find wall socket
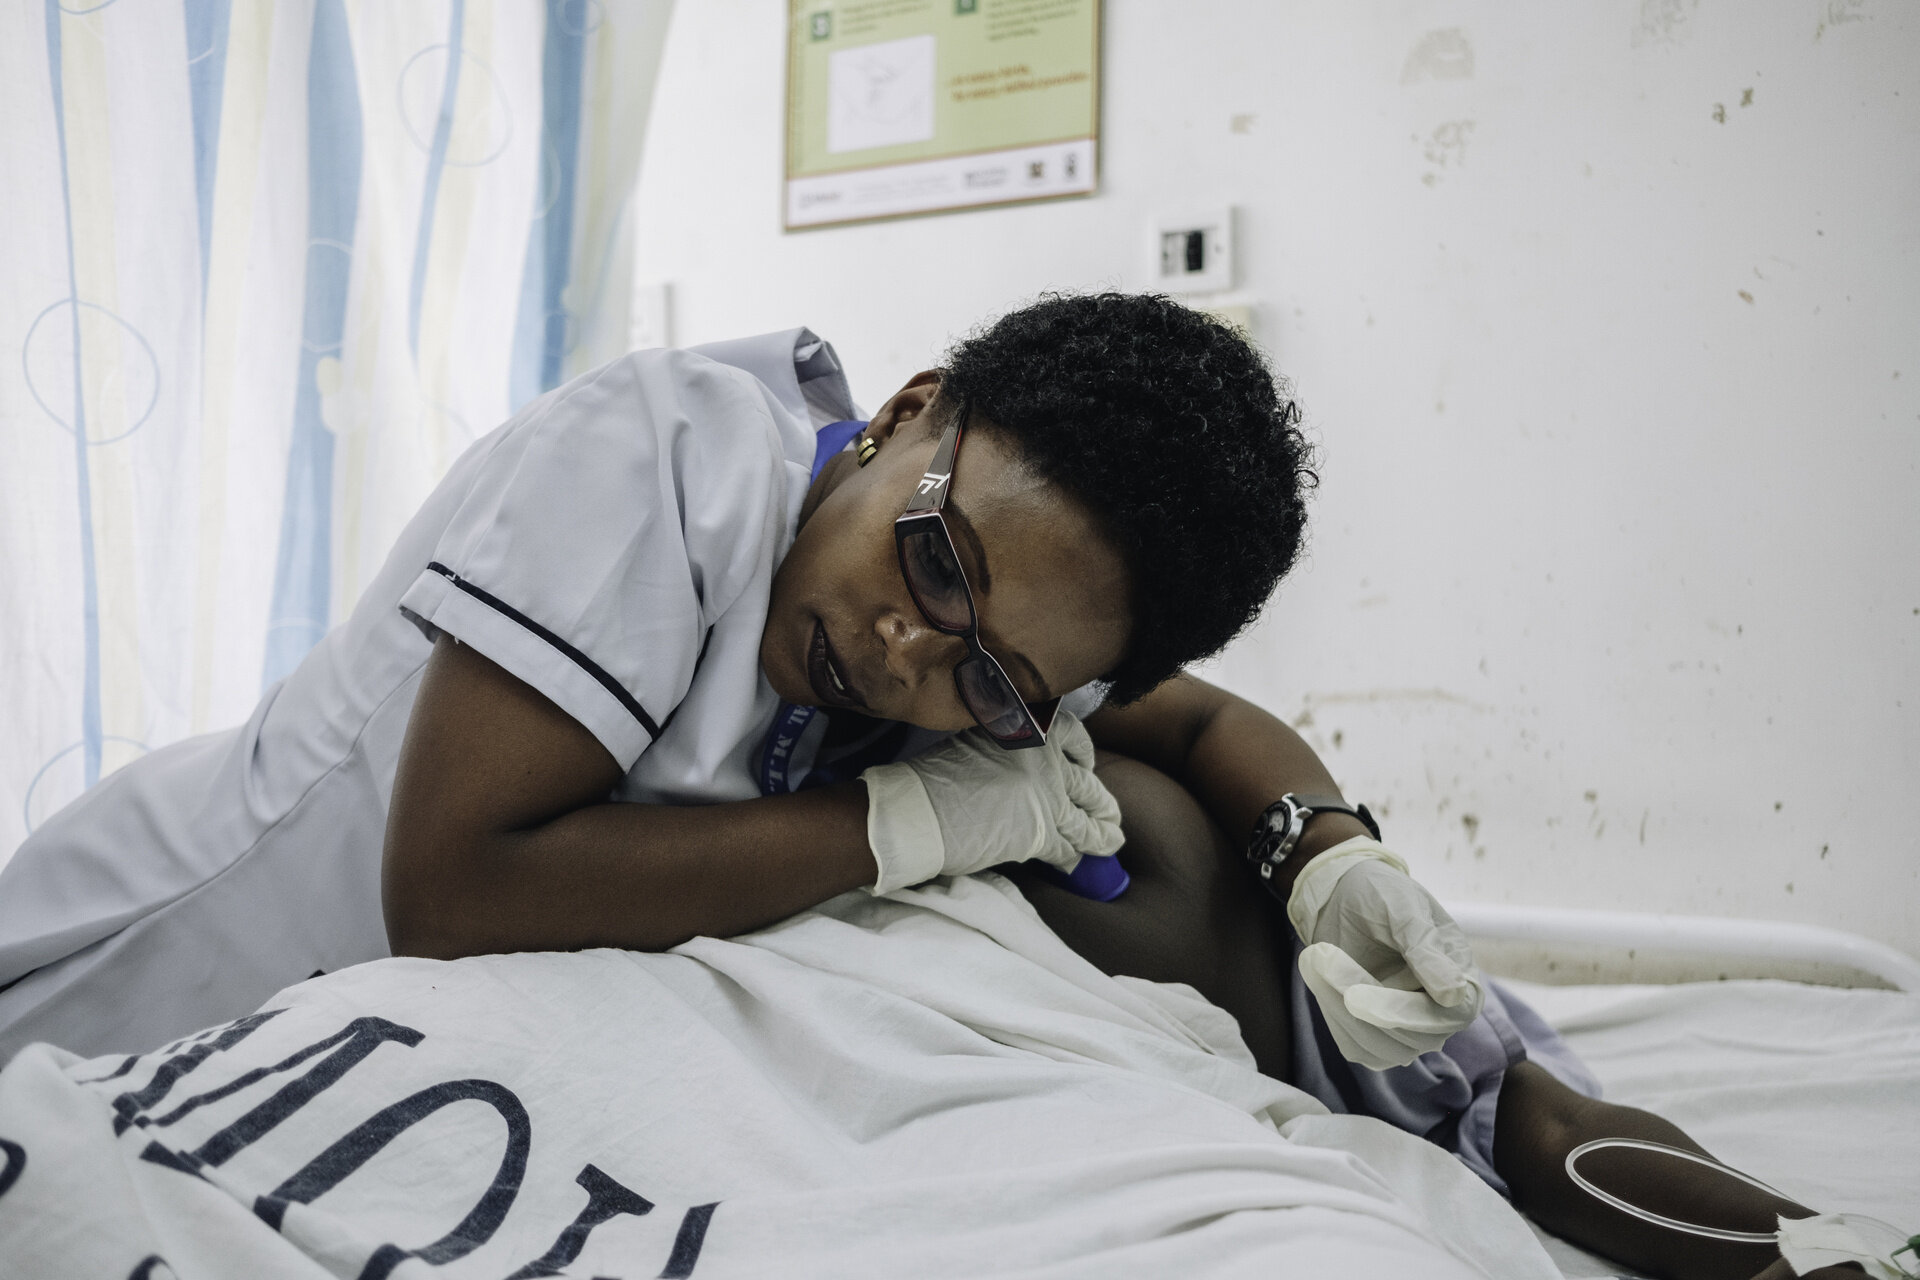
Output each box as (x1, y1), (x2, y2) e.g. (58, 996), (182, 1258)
(1151, 208), (1234, 294)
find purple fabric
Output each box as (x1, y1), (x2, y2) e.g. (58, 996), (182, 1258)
(1285, 931), (1602, 1196)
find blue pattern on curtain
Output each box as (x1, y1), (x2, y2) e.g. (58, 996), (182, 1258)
(2, 0), (675, 857)
(263, 0), (361, 686)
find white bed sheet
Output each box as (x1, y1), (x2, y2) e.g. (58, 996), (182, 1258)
(0, 876), (1564, 1279)
(0, 878), (1911, 1278)
(1513, 977), (1920, 1278)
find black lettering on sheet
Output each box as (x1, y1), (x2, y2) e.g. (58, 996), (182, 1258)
(504, 1163), (655, 1279)
(659, 1202), (719, 1279)
(126, 1256), (177, 1280)
(87, 1024), (215, 1085)
(182, 1018), (424, 1167)
(79, 1052), (143, 1085)
(127, 1016), (422, 1195)
(106, 1014), (726, 1279)
(250, 1078), (530, 1280)
(108, 1010), (284, 1133)
(0, 1138), (23, 1201)
(138, 1140), (209, 1182)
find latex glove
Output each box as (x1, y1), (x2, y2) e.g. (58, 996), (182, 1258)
(1288, 837), (1486, 1070)
(861, 709), (1123, 895)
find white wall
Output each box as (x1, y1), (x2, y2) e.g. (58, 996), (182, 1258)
(633, 0), (1920, 955)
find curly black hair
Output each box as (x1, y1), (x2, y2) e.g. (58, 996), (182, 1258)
(937, 292), (1315, 706)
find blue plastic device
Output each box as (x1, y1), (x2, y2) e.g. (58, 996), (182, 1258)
(1032, 852), (1130, 901)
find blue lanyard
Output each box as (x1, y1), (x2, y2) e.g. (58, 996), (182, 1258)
(759, 700), (819, 796)
(759, 419), (867, 797)
(810, 418), (867, 478)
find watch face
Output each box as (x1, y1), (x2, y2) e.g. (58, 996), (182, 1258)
(1251, 799), (1302, 863)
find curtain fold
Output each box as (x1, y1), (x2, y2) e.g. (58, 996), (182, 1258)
(1, 0), (674, 861)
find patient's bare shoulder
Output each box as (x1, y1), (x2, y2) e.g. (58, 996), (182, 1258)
(1004, 752), (1294, 1078)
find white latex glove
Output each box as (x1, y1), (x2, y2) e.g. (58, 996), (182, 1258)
(861, 709), (1124, 895)
(1288, 837), (1486, 1070)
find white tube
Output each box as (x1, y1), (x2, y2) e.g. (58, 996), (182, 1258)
(1563, 1137), (1785, 1244)
(1446, 902), (1920, 992)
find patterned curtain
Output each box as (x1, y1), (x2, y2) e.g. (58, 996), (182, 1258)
(0, 0), (674, 859)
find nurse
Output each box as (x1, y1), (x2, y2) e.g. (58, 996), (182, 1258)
(0, 326), (871, 1058)
(0, 294), (1475, 1085)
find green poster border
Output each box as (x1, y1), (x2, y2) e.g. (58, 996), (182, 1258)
(782, 0), (1103, 231)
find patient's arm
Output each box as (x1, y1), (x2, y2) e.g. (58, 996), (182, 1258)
(1012, 754), (1857, 1280)
(1084, 673), (1371, 900)
(1494, 1061), (1855, 1280)
(382, 635), (878, 959)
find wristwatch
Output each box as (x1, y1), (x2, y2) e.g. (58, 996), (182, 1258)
(1247, 793), (1381, 895)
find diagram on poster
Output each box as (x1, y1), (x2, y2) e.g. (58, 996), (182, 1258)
(786, 0), (1101, 229)
(829, 35), (937, 153)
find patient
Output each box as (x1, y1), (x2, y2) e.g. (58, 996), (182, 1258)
(1008, 754), (1856, 1280)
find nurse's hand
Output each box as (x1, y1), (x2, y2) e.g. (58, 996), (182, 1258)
(1288, 837), (1485, 1070)
(861, 709), (1124, 895)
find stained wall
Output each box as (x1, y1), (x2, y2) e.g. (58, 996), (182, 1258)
(632, 0), (1920, 954)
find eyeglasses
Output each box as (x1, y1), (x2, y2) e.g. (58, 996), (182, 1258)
(893, 403), (1059, 749)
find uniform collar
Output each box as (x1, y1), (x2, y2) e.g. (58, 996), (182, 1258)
(685, 327), (859, 429)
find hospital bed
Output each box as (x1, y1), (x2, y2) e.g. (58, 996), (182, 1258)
(1453, 904), (1920, 1276)
(0, 883), (1912, 1278)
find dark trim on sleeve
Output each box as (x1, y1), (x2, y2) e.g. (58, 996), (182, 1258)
(426, 562), (662, 742)
(657, 626), (713, 737)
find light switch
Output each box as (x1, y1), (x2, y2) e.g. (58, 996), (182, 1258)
(1150, 208), (1233, 294)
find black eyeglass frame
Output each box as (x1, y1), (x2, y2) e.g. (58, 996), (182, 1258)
(892, 404), (1059, 749)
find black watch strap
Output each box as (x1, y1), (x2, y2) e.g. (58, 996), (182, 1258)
(1247, 792), (1381, 892)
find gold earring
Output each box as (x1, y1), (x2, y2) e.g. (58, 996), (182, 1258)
(856, 436), (879, 467)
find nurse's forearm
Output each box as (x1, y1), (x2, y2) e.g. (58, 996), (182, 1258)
(383, 634), (880, 960)
(388, 786), (879, 959)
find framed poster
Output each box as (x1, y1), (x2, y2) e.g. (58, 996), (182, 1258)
(784, 0), (1101, 230)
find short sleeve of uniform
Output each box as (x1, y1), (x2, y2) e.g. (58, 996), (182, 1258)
(397, 349), (796, 771)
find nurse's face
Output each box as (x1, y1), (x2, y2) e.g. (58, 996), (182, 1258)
(762, 373), (1132, 734)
